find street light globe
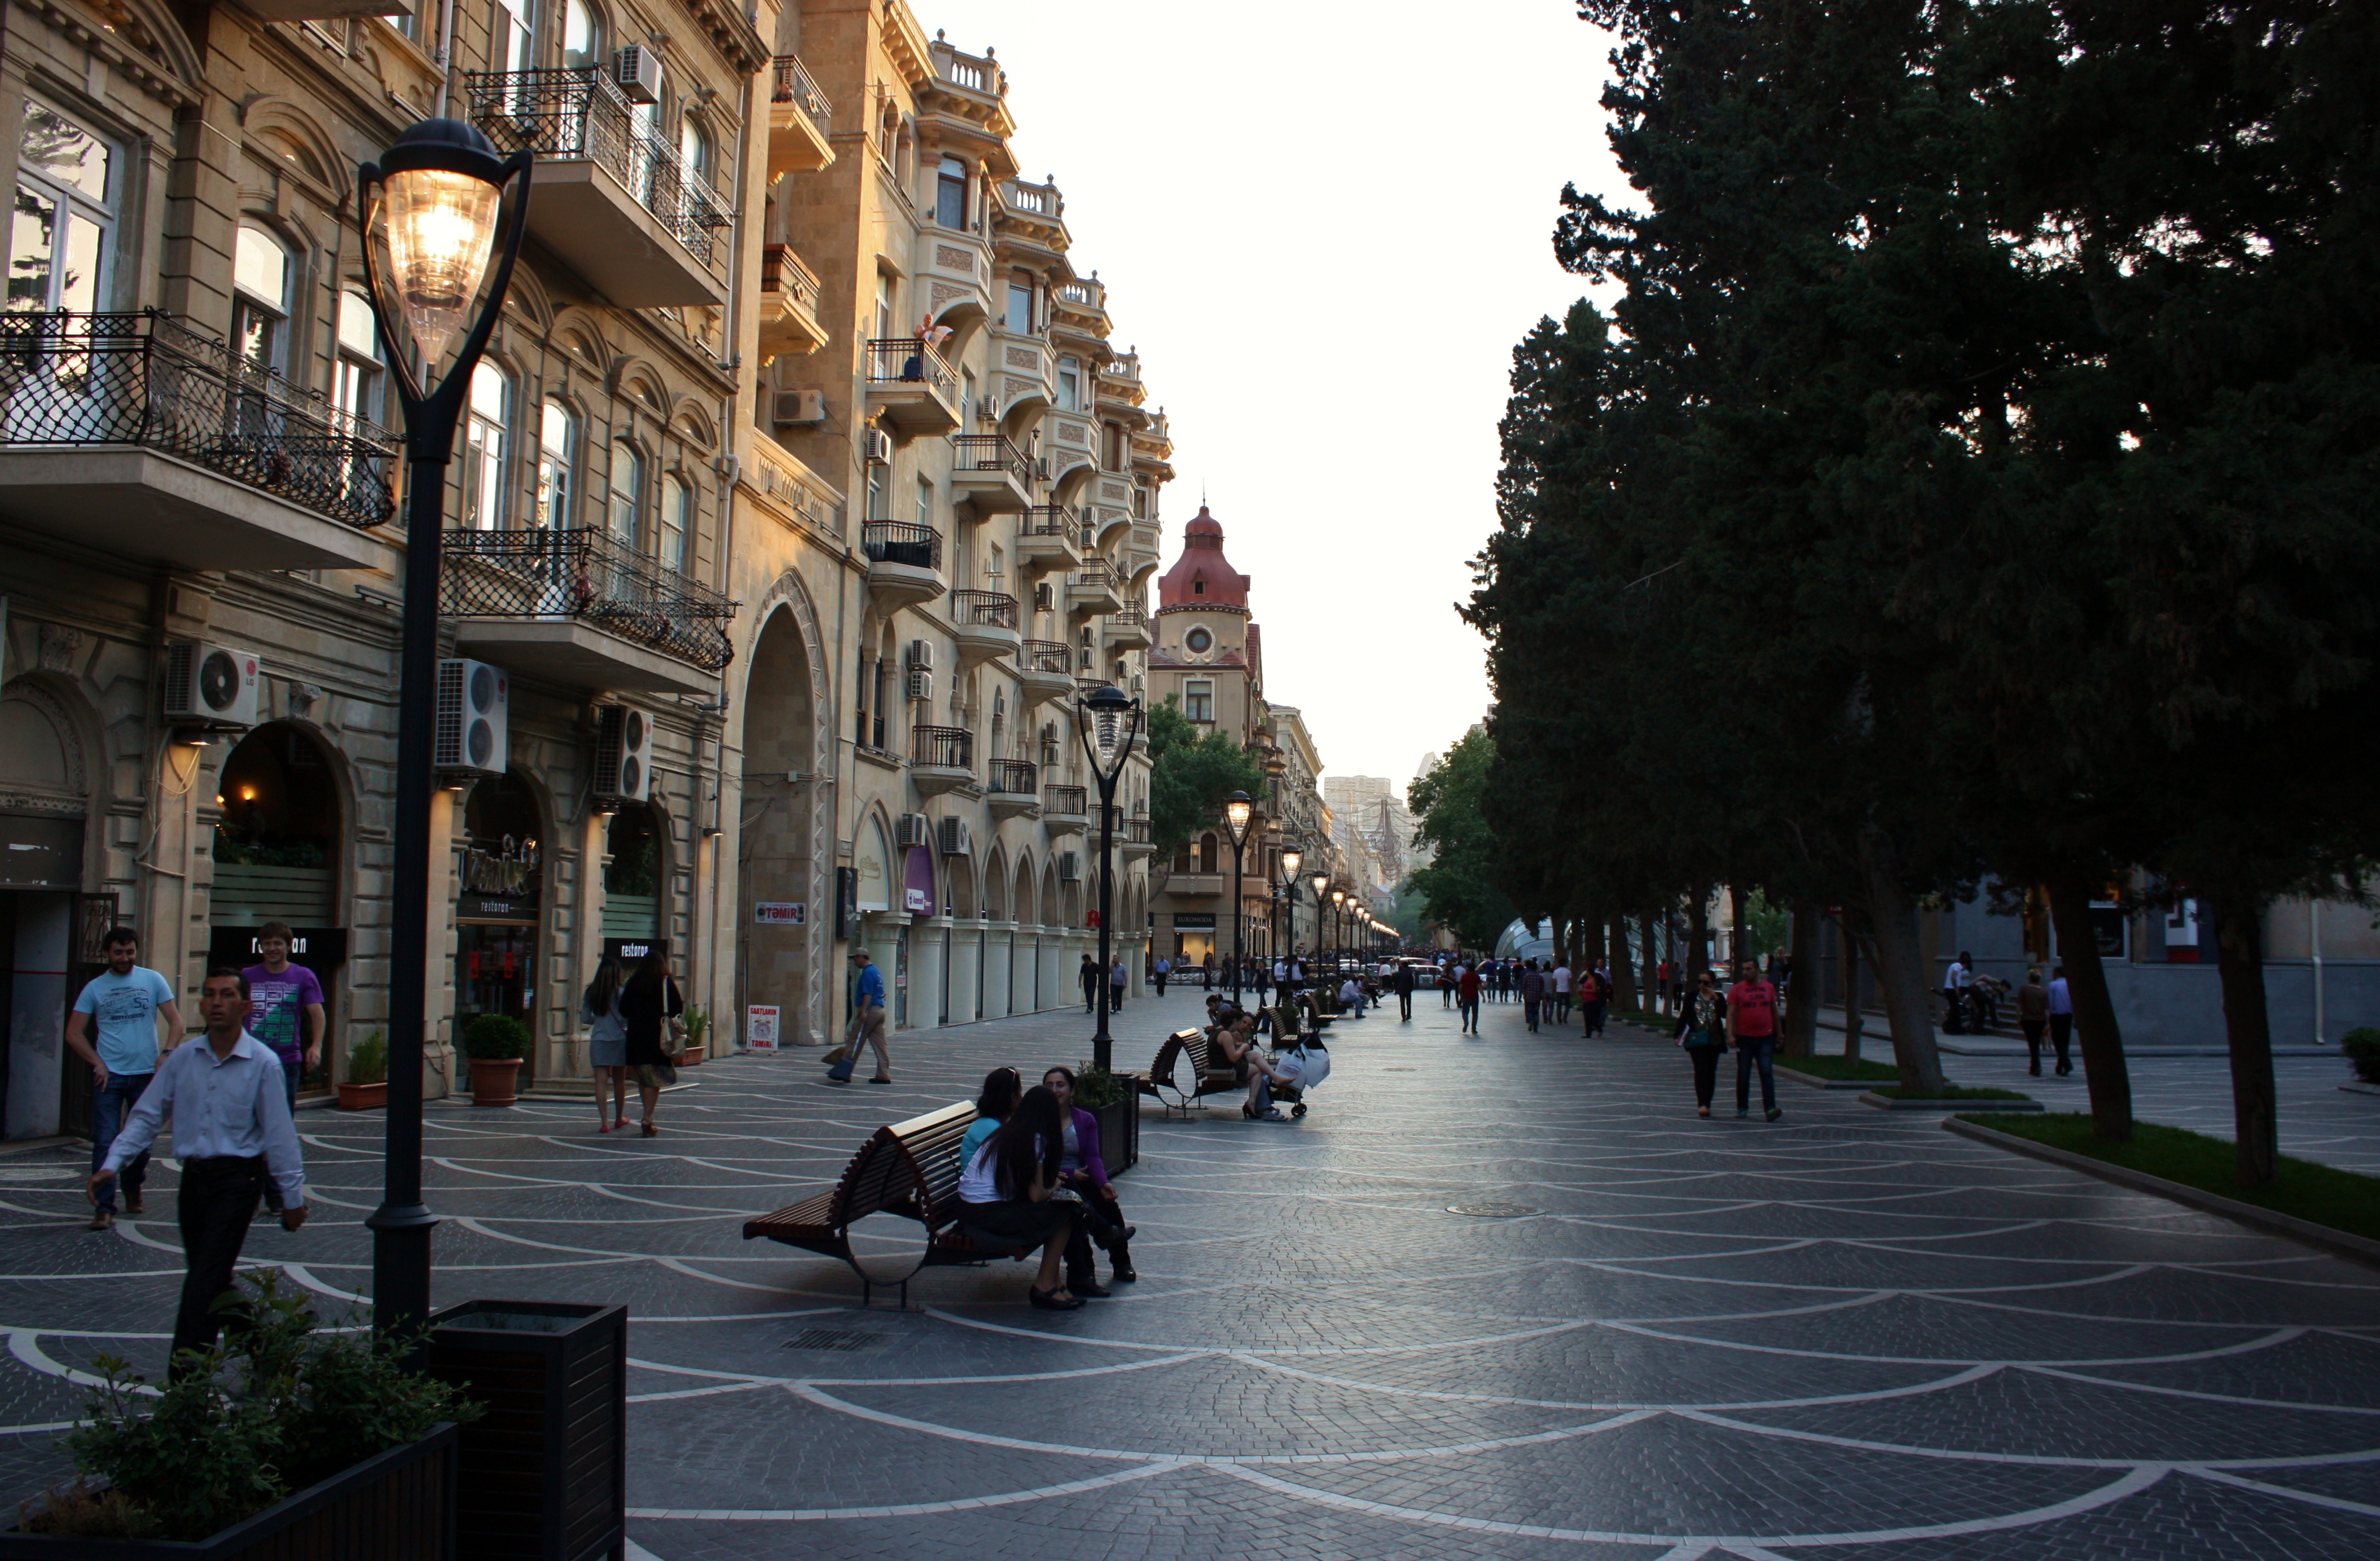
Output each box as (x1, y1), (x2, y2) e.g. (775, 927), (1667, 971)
(1282, 848), (1301, 879)
(1080, 683), (1132, 758)
(1223, 790), (1253, 836)
(1310, 873), (1328, 898)
(1331, 889), (1346, 906)
(370, 120), (512, 365)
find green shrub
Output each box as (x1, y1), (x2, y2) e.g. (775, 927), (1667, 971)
(460, 1013), (529, 1060)
(683, 1006), (711, 1049)
(2341, 1027), (2380, 1084)
(1072, 1063), (1127, 1110)
(345, 1030), (388, 1086)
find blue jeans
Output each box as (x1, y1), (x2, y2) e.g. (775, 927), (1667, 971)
(91, 1072), (156, 1214)
(1736, 1037), (1778, 1112)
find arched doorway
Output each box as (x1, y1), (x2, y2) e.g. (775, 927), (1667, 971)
(739, 607), (819, 1046)
(455, 771), (545, 1088)
(209, 722), (344, 1100)
(0, 679), (98, 1139)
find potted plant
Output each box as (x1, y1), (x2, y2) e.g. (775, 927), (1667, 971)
(337, 1030), (389, 1112)
(1073, 1062), (1138, 1173)
(461, 1014), (529, 1107)
(678, 1005), (710, 1067)
(3, 1271), (478, 1557)
(2344, 1027), (2380, 1085)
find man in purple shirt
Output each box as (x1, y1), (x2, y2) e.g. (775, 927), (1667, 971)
(240, 920), (323, 1217)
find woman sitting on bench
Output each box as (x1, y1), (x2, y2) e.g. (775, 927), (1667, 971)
(1043, 1067), (1136, 1290)
(961, 1067), (1022, 1169)
(958, 1084), (1091, 1311)
(1212, 1009), (1289, 1121)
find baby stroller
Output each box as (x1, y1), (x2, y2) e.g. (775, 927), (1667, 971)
(1262, 1035), (1332, 1119)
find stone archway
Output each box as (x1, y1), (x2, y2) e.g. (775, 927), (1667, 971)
(739, 601), (827, 1045)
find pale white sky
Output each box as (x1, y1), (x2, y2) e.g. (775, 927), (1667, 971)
(958, 0), (1625, 792)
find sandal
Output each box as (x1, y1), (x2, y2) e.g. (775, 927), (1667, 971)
(640, 1122), (657, 1137)
(599, 1121), (612, 1133)
(1029, 1286), (1086, 1311)
(614, 1115), (629, 1129)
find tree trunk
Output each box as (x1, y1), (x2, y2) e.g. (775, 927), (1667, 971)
(1729, 883), (1750, 969)
(1607, 917), (1638, 1011)
(1639, 910), (1659, 1016)
(2210, 892), (2278, 1188)
(1839, 915), (1864, 1064)
(2043, 872), (2133, 1142)
(1780, 899), (1819, 1059)
(1856, 826), (1948, 1096)
(1687, 887), (1711, 986)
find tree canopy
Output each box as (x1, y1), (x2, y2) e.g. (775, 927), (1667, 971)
(1145, 695), (1270, 858)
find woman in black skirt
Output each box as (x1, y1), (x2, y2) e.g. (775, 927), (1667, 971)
(957, 1085), (1088, 1309)
(617, 950), (684, 1137)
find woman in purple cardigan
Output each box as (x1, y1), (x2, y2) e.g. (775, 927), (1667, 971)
(1043, 1067), (1136, 1292)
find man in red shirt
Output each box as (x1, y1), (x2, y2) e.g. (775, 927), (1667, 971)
(1456, 963), (1483, 1034)
(1727, 957), (1782, 1120)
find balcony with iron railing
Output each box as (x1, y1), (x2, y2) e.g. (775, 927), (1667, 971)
(1120, 814), (1156, 856)
(862, 520), (945, 611)
(987, 756), (1040, 818)
(0, 310), (395, 571)
(862, 337), (960, 437)
(1043, 784), (1088, 835)
(758, 243), (827, 359)
(1069, 559), (1122, 615)
(911, 725), (974, 798)
(465, 68), (730, 306)
(1016, 501), (1083, 574)
(949, 432), (1033, 513)
(1104, 599), (1152, 651)
(949, 587), (1021, 666)
(443, 524), (739, 696)
(768, 55), (835, 177)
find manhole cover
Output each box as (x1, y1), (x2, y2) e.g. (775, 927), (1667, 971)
(1446, 1202), (1539, 1218)
(780, 1328), (889, 1353)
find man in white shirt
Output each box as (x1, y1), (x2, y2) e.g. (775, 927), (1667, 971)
(90, 967), (306, 1374)
(1550, 962), (1574, 1025)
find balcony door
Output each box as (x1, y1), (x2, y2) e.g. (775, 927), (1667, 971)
(6, 105), (119, 440)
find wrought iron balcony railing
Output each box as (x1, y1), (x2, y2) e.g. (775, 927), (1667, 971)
(989, 757), (1038, 795)
(1123, 815), (1154, 846)
(1112, 602), (1148, 628)
(912, 724), (973, 770)
(1044, 784), (1088, 815)
(950, 589), (1018, 629)
(952, 433), (1033, 488)
(1021, 639), (1071, 674)
(1021, 503), (1078, 538)
(770, 55), (834, 138)
(863, 336), (956, 396)
(862, 520), (942, 571)
(441, 525), (739, 670)
(1073, 560), (1118, 590)
(0, 310), (396, 530)
(464, 68), (730, 265)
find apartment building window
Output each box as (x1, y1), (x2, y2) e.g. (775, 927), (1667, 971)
(461, 363), (509, 528)
(611, 441), (645, 550)
(1057, 356), (1081, 413)
(534, 399), (575, 528)
(9, 103), (115, 315)
(865, 463), (886, 523)
(496, 0), (535, 74)
(1184, 680), (1214, 723)
(935, 155), (968, 229)
(681, 115), (714, 191)
(1005, 272), (1033, 335)
(1103, 422), (1124, 470)
(960, 368), (976, 426)
(334, 290), (385, 429)
(915, 477), (933, 532)
(1134, 485), (1149, 519)
(559, 0), (601, 65)
(876, 272), (895, 340)
(659, 471), (689, 572)
(231, 225), (291, 376)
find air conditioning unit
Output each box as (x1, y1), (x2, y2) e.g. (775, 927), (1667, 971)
(592, 704), (653, 803)
(895, 812), (934, 850)
(1058, 851), (1081, 883)
(978, 396), (1001, 422)
(613, 45), (662, 104)
(1034, 583), (1054, 611)
(907, 639), (935, 672)
(162, 641), (261, 730)
(773, 389), (827, 427)
(938, 816), (973, 857)
(991, 690), (1005, 717)
(863, 428), (893, 466)
(433, 658), (509, 775)
(905, 669), (934, 701)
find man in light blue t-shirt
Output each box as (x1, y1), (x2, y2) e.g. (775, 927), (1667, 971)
(64, 928), (182, 1230)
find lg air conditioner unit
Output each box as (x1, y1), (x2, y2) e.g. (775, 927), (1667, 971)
(905, 669), (934, 701)
(863, 428), (893, 466)
(162, 641), (261, 730)
(907, 639), (935, 672)
(1058, 851), (1081, 883)
(613, 45), (663, 104)
(433, 659), (509, 775)
(895, 812), (934, 850)
(773, 389), (827, 427)
(593, 704), (653, 803)
(938, 817), (973, 857)
(977, 396), (1001, 422)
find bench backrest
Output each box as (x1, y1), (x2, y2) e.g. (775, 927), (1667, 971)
(828, 1100), (976, 1228)
(1150, 1027), (1213, 1091)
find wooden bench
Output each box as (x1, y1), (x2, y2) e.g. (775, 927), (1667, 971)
(1135, 1027), (1244, 1115)
(1297, 990), (1339, 1029)
(741, 1100), (1037, 1308)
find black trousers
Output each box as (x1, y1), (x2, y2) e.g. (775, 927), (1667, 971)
(173, 1156), (267, 1374)
(1688, 1043), (1722, 1107)
(1063, 1186), (1130, 1282)
(2049, 1013), (2074, 1070)
(1398, 990), (1412, 1020)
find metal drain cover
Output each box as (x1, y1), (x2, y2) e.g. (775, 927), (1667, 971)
(1446, 1202), (1539, 1218)
(781, 1328), (889, 1352)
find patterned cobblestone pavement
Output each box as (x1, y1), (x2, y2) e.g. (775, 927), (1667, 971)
(1, 986), (2376, 1558)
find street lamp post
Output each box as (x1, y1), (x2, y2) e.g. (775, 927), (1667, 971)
(1307, 873), (1328, 991)
(1330, 888), (1346, 976)
(355, 120), (532, 1343)
(1075, 684), (1143, 1070)
(1222, 790), (1253, 1006)
(1277, 848), (1301, 990)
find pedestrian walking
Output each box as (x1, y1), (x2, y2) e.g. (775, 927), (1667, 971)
(241, 922), (324, 1211)
(2045, 964), (2075, 1075)
(64, 927), (181, 1231)
(1728, 956), (1782, 1121)
(621, 950), (688, 1125)
(1582, 966), (1609, 1037)
(829, 949), (889, 1086)
(88, 967), (305, 1375)
(2017, 966), (2051, 1076)
(1520, 959), (1544, 1032)
(1153, 955), (1171, 997)
(1080, 953), (1100, 1012)
(1457, 962), (1483, 1034)
(1393, 959), (1415, 1021)
(1551, 960), (1573, 1024)
(1675, 968), (1731, 1116)
(1109, 955), (1129, 1012)
(1442, 957), (1457, 1008)
(1942, 949), (1972, 1034)
(584, 954), (630, 1132)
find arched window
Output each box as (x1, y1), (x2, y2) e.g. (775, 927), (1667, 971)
(609, 441), (644, 550)
(462, 363), (509, 528)
(658, 471), (690, 571)
(680, 115), (714, 190)
(535, 400), (576, 528)
(559, 0), (602, 68)
(934, 155), (968, 229)
(231, 224), (290, 376)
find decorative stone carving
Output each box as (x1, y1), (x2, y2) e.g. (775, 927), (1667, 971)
(934, 245), (976, 272)
(1058, 422), (1088, 444)
(1005, 347), (1040, 370)
(36, 622), (82, 674)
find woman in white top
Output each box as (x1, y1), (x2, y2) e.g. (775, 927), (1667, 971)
(957, 1085), (1087, 1310)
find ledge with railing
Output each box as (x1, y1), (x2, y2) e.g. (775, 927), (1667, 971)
(1044, 783), (1088, 816)
(929, 34), (1007, 98)
(1021, 638), (1072, 674)
(1002, 177), (1063, 221)
(1021, 503), (1078, 538)
(989, 757), (1038, 795)
(441, 525), (739, 670)
(0, 309), (397, 530)
(770, 55), (835, 138)
(949, 589), (1018, 629)
(1072, 560), (1119, 591)
(951, 432), (1033, 489)
(465, 68), (730, 264)
(912, 724), (974, 771)
(1123, 815), (1154, 847)
(863, 336), (956, 396)
(1111, 602), (1149, 629)
(1056, 278), (1106, 313)
(862, 520), (942, 571)
(761, 244), (823, 313)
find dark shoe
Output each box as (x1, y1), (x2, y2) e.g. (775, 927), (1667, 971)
(87, 1211), (112, 1232)
(1068, 1277), (1112, 1299)
(1736, 1109), (1749, 1119)
(1766, 1107), (1783, 1122)
(2028, 1064), (2041, 1076)
(122, 1195), (144, 1217)
(1029, 1286), (1086, 1311)
(868, 1076), (893, 1085)
(640, 1122), (657, 1137)
(1110, 1264), (1138, 1283)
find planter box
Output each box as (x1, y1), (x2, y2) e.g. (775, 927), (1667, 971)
(336, 1081), (388, 1111)
(466, 1059), (521, 1107)
(1092, 1098), (1138, 1174)
(424, 1302), (626, 1561)
(677, 1045), (705, 1067)
(1859, 1090), (2042, 1112)
(0, 1422), (457, 1560)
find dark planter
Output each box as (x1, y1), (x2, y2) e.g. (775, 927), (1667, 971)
(336, 1081), (388, 1112)
(424, 1301), (626, 1561)
(0, 1422), (458, 1560)
(1093, 1098), (1138, 1174)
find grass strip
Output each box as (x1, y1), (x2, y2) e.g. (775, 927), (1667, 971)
(1870, 1084), (2032, 1101)
(1781, 1055), (1902, 1082)
(1959, 1114), (2380, 1244)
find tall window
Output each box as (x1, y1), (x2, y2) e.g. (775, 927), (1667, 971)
(658, 472), (689, 571)
(610, 441), (644, 549)
(1057, 356), (1081, 413)
(1103, 421), (1123, 470)
(934, 156), (968, 229)
(865, 463), (886, 522)
(680, 115), (713, 191)
(1184, 680), (1214, 723)
(8, 103), (114, 316)
(875, 272), (894, 341)
(461, 363), (509, 528)
(534, 400), (575, 528)
(496, 0), (535, 73)
(916, 477), (934, 531)
(1004, 274), (1034, 335)
(333, 290), (384, 429)
(559, 0), (601, 67)
(230, 225), (290, 378)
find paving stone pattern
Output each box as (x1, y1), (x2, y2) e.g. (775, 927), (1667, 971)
(0, 987), (2375, 1558)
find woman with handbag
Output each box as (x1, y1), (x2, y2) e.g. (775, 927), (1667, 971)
(617, 950), (684, 1137)
(1674, 968), (1731, 1117)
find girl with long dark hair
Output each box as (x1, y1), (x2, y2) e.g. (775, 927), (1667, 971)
(956, 1084), (1087, 1309)
(617, 949), (684, 1137)
(960, 1066), (1023, 1169)
(582, 955), (628, 1133)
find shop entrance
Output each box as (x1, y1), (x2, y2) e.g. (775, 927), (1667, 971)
(210, 725), (343, 1097)
(455, 773), (544, 1089)
(0, 682), (104, 1138)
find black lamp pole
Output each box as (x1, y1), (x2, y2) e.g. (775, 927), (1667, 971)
(1222, 790), (1253, 1007)
(1075, 685), (1142, 1071)
(356, 120), (532, 1341)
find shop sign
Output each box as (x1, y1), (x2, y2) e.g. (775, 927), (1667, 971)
(904, 887), (932, 913)
(746, 1005), (780, 1051)
(211, 927), (350, 968)
(458, 894), (534, 920)
(754, 902), (806, 925)
(1173, 913), (1217, 929)
(605, 938), (668, 964)
(0, 813), (83, 888)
